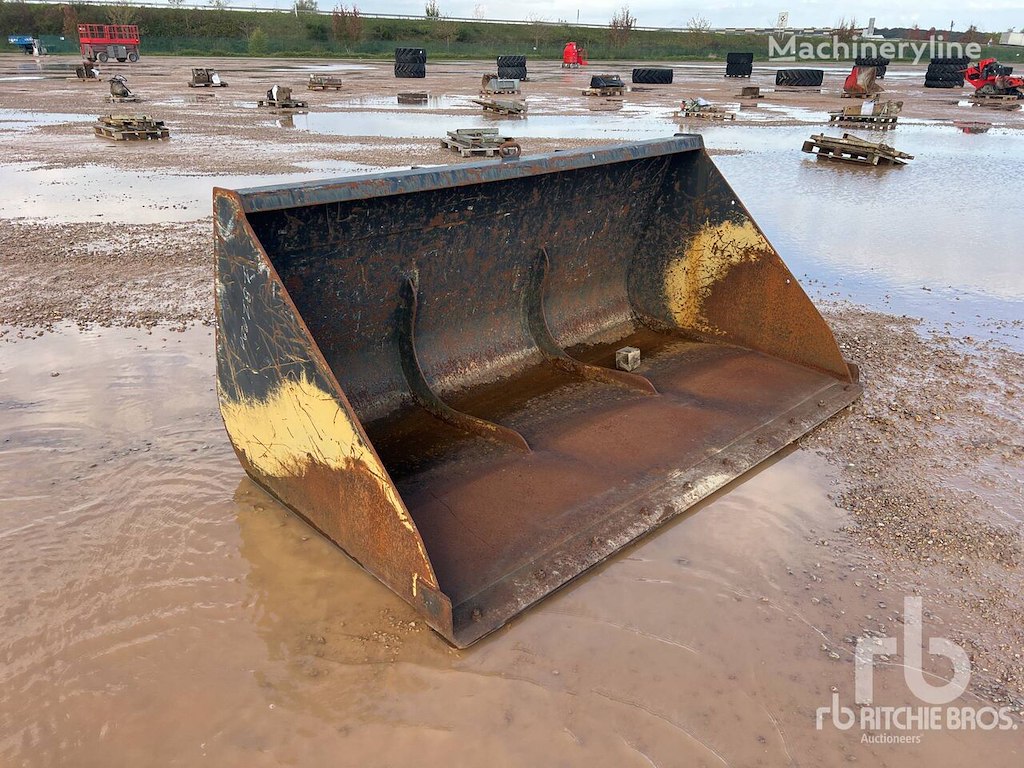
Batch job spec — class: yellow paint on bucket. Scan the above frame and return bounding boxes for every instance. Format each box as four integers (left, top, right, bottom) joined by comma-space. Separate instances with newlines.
219, 374, 437, 589
665, 219, 773, 333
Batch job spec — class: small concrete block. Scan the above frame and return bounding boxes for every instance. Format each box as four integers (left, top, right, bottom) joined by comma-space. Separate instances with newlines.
615, 346, 641, 372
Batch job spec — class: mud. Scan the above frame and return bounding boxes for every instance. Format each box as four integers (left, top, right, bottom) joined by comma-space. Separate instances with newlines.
1, 52, 1023, 766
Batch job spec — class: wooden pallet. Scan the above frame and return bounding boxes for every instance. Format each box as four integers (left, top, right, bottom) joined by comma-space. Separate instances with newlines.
970, 92, 1022, 102
308, 75, 343, 90
802, 133, 912, 166
109, 95, 142, 103
841, 91, 882, 99
969, 93, 1022, 110
828, 113, 898, 126
398, 92, 428, 104
93, 115, 169, 141
736, 86, 764, 99
257, 98, 309, 109
440, 138, 506, 156
472, 98, 526, 115
582, 86, 625, 96
679, 108, 735, 120
972, 101, 1023, 111
441, 128, 514, 157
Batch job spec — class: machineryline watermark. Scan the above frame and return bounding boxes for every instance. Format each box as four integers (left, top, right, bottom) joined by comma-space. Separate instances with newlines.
816, 597, 1017, 744
769, 34, 981, 64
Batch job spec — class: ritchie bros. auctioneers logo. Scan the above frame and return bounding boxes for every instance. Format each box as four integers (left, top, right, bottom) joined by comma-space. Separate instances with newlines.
817, 597, 1017, 743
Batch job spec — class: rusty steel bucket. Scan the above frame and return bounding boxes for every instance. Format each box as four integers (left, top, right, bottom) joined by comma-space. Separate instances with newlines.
214, 136, 861, 647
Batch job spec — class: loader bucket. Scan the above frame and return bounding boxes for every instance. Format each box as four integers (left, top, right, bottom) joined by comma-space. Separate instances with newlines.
214, 136, 861, 647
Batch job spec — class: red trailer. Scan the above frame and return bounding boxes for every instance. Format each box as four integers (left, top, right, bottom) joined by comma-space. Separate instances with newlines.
78, 24, 140, 63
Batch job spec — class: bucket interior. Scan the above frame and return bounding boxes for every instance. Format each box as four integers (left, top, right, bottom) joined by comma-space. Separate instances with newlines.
239, 142, 856, 641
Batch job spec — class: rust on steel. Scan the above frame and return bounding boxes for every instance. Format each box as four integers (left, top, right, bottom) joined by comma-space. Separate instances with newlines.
214, 136, 861, 647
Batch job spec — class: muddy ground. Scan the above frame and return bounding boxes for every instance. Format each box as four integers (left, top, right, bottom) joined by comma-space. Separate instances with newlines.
1, 54, 1022, 766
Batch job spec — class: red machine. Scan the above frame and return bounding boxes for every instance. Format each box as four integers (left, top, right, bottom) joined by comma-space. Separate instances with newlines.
562, 41, 588, 68
78, 24, 140, 63
965, 57, 1023, 96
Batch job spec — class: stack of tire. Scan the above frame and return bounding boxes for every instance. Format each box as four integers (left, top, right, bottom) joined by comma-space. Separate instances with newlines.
497, 54, 527, 81
855, 56, 890, 79
395, 47, 426, 79
725, 52, 754, 78
775, 68, 824, 87
631, 67, 673, 84
924, 57, 969, 88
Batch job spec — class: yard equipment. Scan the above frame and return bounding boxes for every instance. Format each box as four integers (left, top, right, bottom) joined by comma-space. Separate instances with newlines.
214, 136, 862, 648
258, 85, 308, 109
562, 41, 587, 68
78, 24, 139, 63
828, 100, 902, 127
843, 65, 883, 97
307, 73, 343, 90
679, 97, 736, 120
8, 35, 45, 55
75, 62, 100, 80
965, 58, 1024, 97
109, 75, 139, 102
189, 68, 227, 87
480, 75, 521, 95
584, 74, 625, 96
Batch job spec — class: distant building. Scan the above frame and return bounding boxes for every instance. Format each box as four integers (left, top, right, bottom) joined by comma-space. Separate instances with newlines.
999, 31, 1024, 47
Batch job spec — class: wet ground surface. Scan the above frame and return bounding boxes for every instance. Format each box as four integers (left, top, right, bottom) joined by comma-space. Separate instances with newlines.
1, 54, 1022, 766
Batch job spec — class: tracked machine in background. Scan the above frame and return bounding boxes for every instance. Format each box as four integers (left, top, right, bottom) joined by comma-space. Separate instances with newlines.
966, 58, 1024, 97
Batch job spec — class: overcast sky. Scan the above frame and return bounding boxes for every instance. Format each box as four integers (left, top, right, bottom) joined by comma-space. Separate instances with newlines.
316, 1, 1019, 32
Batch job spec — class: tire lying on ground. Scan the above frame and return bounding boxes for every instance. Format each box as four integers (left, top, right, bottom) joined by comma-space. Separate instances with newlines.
631, 67, 673, 84
497, 54, 526, 68
497, 66, 527, 80
395, 47, 427, 64
775, 68, 824, 86
394, 62, 426, 78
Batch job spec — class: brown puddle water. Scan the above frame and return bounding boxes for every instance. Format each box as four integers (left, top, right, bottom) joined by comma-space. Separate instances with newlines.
1, 327, 1021, 766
